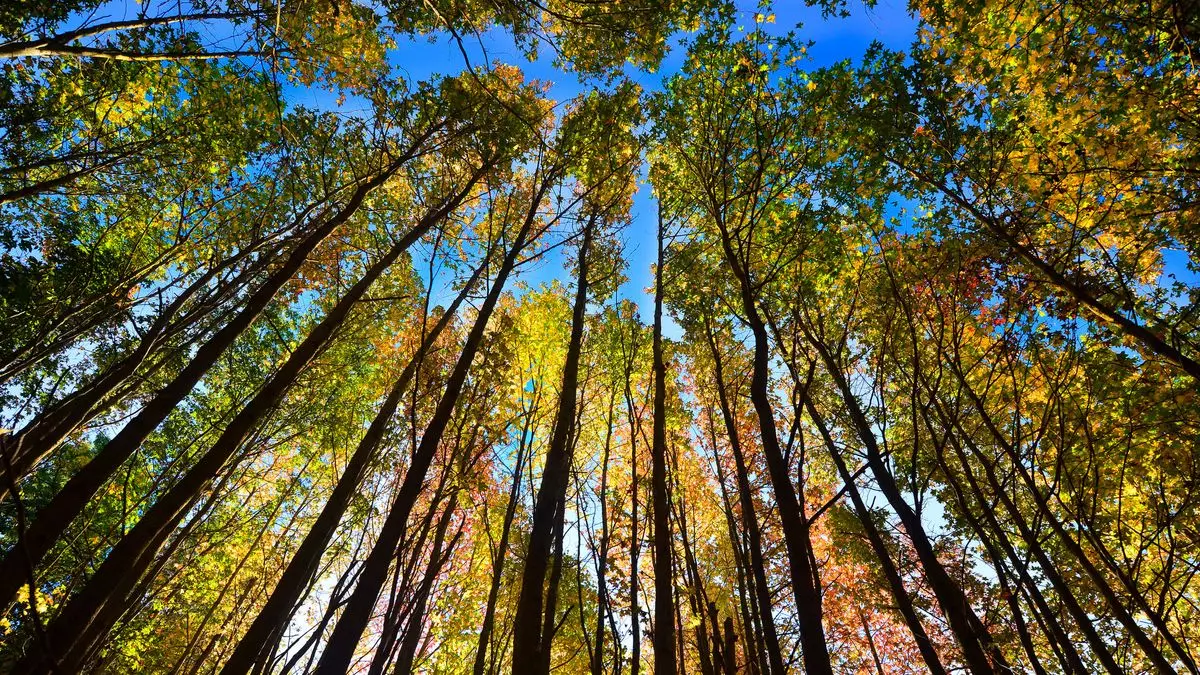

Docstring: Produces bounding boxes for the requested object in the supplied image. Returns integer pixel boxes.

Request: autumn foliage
[1,0,1197,673]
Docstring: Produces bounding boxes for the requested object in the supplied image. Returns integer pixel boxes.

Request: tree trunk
[593,390,617,675]
[392,493,461,674]
[650,207,676,675]
[312,191,541,673]
[712,217,834,675]
[0,231,274,494]
[625,344,644,675]
[948,363,1181,674]
[931,391,1126,675]
[701,317,785,675]
[0,143,453,613]
[0,135,436,484]
[221,251,486,675]
[803,399,947,675]
[471,400,536,675]
[924,403,1089,675]
[13,163,476,674]
[512,215,595,670]
[808,338,1003,675]
[538,491,569,675]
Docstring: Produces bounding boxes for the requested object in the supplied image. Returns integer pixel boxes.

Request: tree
[4,0,1200,672]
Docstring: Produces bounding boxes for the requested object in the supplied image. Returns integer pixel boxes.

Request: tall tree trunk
[13,165,477,675]
[901,161,1200,380]
[808,337,1004,675]
[624,338,644,675]
[0,143,457,613]
[392,492,461,675]
[313,190,542,673]
[0,134,437,485]
[593,389,617,675]
[537,491,569,675]
[803,399,948,675]
[711,217,834,675]
[947,363,1182,674]
[674,466,713,675]
[924,403,1089,675]
[709,440,763,675]
[930,390,1127,675]
[650,207,676,675]
[700,316,785,675]
[367,465,453,675]
[472,399,536,675]
[511,215,595,669]
[0,229,275,491]
[720,615,737,674]
[221,251,487,675]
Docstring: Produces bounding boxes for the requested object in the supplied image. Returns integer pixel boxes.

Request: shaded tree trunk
[0,142,455,613]
[803,398,947,675]
[624,335,644,675]
[807,337,1004,675]
[392,493,461,674]
[947,362,1182,674]
[700,316,785,675]
[220,250,487,675]
[593,390,617,675]
[0,229,276,491]
[651,207,676,675]
[511,215,595,670]
[472,399,536,675]
[711,216,834,675]
[14,163,478,675]
[312,188,543,673]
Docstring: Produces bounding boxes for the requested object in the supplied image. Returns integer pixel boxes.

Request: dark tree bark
[673,463,713,675]
[930,388,1128,675]
[708,436,763,675]
[512,215,595,670]
[472,396,536,675]
[312,185,544,673]
[392,493,461,675]
[720,615,737,674]
[803,399,948,675]
[700,316,785,675]
[623,326,644,675]
[13,163,479,675]
[923,402,1090,675]
[947,361,1182,674]
[650,207,676,675]
[537,491,569,675]
[592,388,618,675]
[0,140,451,612]
[807,337,1005,675]
[711,216,834,675]
[0,230,275,491]
[368,468,452,675]
[902,160,1200,381]
[220,250,487,675]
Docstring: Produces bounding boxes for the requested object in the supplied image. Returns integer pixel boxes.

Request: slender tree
[313,174,549,672]
[512,213,595,670]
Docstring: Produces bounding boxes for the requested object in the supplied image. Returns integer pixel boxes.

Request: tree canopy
[1,0,1198,672]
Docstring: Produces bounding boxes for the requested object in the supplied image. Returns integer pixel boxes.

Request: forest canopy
[1,0,1198,672]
